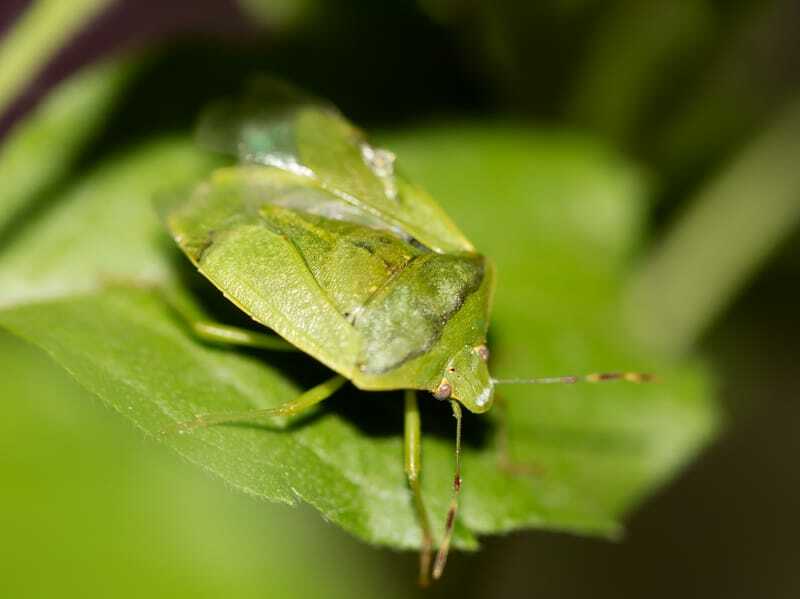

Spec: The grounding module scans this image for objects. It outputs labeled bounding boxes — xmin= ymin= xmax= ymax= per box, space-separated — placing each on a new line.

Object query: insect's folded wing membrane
xmin=195 ymin=76 xmax=328 ymax=169
xmin=196 ymin=78 xmax=474 ymax=253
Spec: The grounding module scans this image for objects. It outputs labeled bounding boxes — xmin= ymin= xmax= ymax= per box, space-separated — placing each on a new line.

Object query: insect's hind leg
xmin=404 ymin=391 xmax=434 ymax=588
xmin=174 ymin=374 xmax=347 ymax=433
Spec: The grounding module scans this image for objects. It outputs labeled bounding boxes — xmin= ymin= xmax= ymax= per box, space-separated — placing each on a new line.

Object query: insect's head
xmin=433 ymin=343 xmax=494 ymax=414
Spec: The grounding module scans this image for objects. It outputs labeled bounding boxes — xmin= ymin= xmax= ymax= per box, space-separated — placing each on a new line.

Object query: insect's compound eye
xmin=433 ymin=380 xmax=452 ymax=400
xmin=475 ymin=344 xmax=490 ymax=362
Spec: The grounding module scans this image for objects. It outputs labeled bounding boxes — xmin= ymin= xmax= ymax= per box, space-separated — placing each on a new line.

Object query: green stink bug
xmin=158 ymin=79 xmax=652 ymax=586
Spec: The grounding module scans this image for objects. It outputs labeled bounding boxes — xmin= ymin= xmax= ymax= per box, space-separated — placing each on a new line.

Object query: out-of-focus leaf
xmin=0 ymin=113 xmax=719 ymax=549
xmin=653 ymin=0 xmax=800 ymax=182
xmin=566 ymin=0 xmax=712 ymax=144
xmin=627 ymin=101 xmax=800 ymax=356
xmin=0 ymin=138 xmax=214 ymax=308
xmin=0 ymin=57 xmax=136 ymax=233
xmin=237 ymin=0 xmax=318 ymax=30
xmin=0 ymin=0 xmax=114 ymax=117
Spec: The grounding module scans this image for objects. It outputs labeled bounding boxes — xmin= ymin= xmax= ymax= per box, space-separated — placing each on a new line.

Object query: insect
xmin=158 ymin=79 xmax=652 ymax=586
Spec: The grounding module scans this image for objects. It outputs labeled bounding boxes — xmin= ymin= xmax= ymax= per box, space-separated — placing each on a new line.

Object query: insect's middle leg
xmin=164 ymin=289 xmax=297 ymax=351
xmin=175 ymin=374 xmax=347 ymax=433
xmin=404 ymin=390 xmax=434 ymax=588
xmin=190 ymin=320 xmax=297 ymax=351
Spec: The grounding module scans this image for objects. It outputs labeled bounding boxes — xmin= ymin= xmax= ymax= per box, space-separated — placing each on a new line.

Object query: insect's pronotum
xmin=159 ymin=79 xmax=653 ymax=587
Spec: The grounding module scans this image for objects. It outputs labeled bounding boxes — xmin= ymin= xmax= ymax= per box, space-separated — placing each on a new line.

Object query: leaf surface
xmin=0 ymin=329 xmax=404 ymax=599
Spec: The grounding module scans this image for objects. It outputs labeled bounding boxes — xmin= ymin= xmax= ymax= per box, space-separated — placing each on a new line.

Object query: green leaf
xmin=0 ymin=106 xmax=719 ymax=550
xmin=0 ymin=0 xmax=114 ymax=117
xmin=0 ymin=137 xmax=214 ymax=307
xmin=0 ymin=57 xmax=136 ymax=233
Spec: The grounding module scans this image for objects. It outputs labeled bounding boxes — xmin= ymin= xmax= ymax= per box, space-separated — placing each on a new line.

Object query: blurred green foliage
xmin=0 ymin=0 xmax=112 ymax=116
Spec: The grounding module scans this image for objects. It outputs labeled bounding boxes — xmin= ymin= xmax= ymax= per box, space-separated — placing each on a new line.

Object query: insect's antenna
xmin=432 ymin=400 xmax=463 ymax=581
xmin=492 ymin=371 xmax=657 ymax=385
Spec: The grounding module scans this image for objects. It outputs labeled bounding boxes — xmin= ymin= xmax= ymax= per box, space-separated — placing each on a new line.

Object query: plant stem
xmin=0 ymin=0 xmax=113 ymax=118
xmin=626 ymin=99 xmax=800 ymax=357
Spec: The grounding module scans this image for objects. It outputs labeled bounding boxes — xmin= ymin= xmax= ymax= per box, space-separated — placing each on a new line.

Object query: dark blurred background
xmin=1 ymin=1 xmax=798 ymax=597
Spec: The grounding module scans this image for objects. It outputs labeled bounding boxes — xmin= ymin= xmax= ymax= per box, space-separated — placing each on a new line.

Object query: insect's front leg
xmin=403 ymin=390 xmax=434 ymax=588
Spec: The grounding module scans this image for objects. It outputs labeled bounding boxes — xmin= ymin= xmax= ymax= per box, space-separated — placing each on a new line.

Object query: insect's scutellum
xmin=161 ymin=79 xmax=656 ymax=587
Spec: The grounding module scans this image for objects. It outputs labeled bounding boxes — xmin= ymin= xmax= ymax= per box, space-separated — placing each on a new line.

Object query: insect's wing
xmin=196 ymin=78 xmax=326 ymax=173
xmin=197 ymin=77 xmax=474 ymax=254
xmin=156 ymin=167 xmax=362 ymax=379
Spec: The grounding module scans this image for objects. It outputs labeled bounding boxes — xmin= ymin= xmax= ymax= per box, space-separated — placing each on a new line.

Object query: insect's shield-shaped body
xmin=157 ymin=78 xmax=496 ymax=414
